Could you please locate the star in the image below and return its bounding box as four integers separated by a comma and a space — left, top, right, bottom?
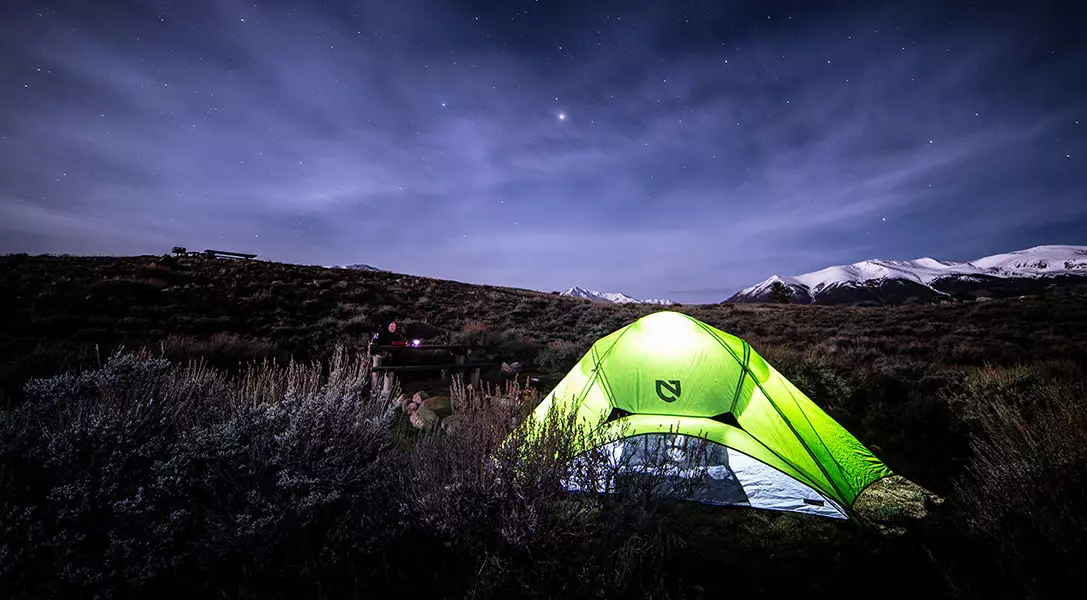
558, 112, 566, 120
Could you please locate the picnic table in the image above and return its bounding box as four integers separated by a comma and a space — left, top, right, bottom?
368, 343, 494, 391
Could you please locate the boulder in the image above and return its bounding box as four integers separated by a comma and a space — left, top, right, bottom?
409, 406, 439, 430
420, 395, 451, 416
405, 391, 429, 412
501, 361, 523, 374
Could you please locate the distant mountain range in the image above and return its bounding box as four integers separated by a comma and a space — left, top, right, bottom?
325, 263, 383, 271
561, 286, 675, 305
728, 245, 1087, 306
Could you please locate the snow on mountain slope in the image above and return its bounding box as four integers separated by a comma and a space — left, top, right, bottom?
562, 286, 675, 305
791, 258, 991, 289
968, 245, 1087, 275
730, 245, 1087, 305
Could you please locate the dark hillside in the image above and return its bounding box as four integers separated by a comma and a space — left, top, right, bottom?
3, 254, 1086, 488
3, 253, 1086, 407
1, 254, 1086, 599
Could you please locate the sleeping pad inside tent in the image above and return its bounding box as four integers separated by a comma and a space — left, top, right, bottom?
514, 311, 892, 519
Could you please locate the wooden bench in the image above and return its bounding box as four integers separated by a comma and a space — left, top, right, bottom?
368, 344, 492, 391
371, 361, 497, 389
170, 247, 257, 260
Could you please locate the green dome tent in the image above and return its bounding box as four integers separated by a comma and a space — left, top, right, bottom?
517, 311, 892, 519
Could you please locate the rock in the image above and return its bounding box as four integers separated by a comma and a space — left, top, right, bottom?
409, 406, 439, 430
420, 395, 451, 414
501, 361, 523, 374
412, 391, 429, 405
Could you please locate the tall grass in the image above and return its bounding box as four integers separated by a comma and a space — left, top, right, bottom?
950, 366, 1087, 598
2, 346, 1085, 599
0, 350, 730, 599
0, 349, 396, 599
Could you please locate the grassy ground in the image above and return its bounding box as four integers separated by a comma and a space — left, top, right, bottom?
3, 253, 1085, 398
1, 253, 1086, 598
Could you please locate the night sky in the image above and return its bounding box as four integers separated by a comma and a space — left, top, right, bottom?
2, 1, 1084, 303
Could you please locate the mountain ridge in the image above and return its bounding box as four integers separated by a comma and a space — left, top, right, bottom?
561, 286, 675, 305
728, 245, 1087, 305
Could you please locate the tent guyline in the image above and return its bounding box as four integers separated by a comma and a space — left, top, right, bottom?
511, 311, 893, 519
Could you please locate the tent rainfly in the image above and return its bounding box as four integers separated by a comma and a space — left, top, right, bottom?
517, 311, 892, 519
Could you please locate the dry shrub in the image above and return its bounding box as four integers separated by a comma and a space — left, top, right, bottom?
13, 328, 1077, 598
157, 332, 281, 366
405, 377, 574, 541
0, 347, 398, 600
397, 380, 597, 598
462, 320, 490, 335
451, 320, 496, 346
951, 365, 1087, 597
535, 339, 585, 372
399, 379, 720, 599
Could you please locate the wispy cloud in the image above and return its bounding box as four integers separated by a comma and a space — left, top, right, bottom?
1, 1, 1084, 302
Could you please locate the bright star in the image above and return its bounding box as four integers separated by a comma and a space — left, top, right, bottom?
558, 112, 566, 120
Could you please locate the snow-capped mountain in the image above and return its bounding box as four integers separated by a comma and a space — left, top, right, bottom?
968, 246, 1087, 275
728, 245, 1087, 305
325, 263, 383, 271
562, 286, 675, 305
640, 297, 677, 306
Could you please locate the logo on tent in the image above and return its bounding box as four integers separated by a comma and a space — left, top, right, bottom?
655, 379, 682, 402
